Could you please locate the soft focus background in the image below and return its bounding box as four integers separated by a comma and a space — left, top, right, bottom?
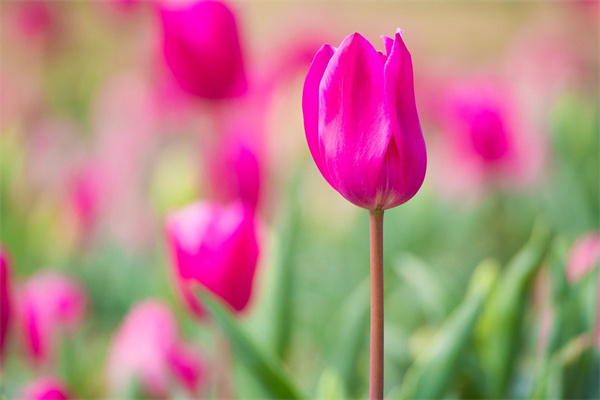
0, 1, 598, 399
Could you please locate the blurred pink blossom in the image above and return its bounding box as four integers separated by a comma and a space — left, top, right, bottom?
67, 161, 106, 236
206, 134, 261, 211
28, 117, 81, 197
566, 232, 600, 283
20, 377, 71, 400
14, 0, 56, 42
105, 300, 204, 398
83, 72, 160, 250
433, 79, 545, 200
17, 271, 87, 365
166, 201, 259, 316
0, 248, 12, 362
158, 0, 247, 100
505, 23, 589, 124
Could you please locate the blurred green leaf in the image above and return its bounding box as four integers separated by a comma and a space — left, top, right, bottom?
326, 277, 370, 396
530, 241, 599, 399
397, 259, 499, 400
394, 254, 455, 324
194, 285, 304, 399
476, 220, 553, 398
315, 369, 346, 400
270, 167, 303, 360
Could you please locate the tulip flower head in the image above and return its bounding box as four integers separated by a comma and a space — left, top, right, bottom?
302, 30, 427, 210
15, 0, 55, 42
434, 80, 545, 200
206, 135, 261, 211
159, 0, 247, 100
106, 300, 204, 397
20, 377, 71, 400
166, 200, 259, 316
18, 271, 87, 365
0, 248, 12, 361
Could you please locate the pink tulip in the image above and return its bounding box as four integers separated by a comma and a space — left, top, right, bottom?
18, 271, 87, 365
444, 82, 515, 164
105, 300, 204, 397
166, 201, 259, 315
206, 134, 261, 211
15, 0, 55, 41
0, 248, 12, 362
20, 377, 70, 400
433, 79, 545, 200
302, 30, 427, 210
566, 232, 600, 284
158, 0, 247, 100
67, 161, 105, 235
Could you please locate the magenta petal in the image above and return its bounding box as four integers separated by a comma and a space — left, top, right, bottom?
319, 33, 392, 208
0, 249, 11, 362
166, 201, 259, 315
303, 44, 335, 186
379, 31, 427, 208
19, 272, 87, 365
21, 377, 70, 400
382, 35, 393, 57
159, 0, 247, 99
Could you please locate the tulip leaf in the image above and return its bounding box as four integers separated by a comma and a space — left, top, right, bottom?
315, 368, 346, 400
476, 220, 553, 398
193, 285, 304, 399
270, 167, 303, 359
394, 254, 455, 324
397, 259, 499, 400
326, 277, 370, 396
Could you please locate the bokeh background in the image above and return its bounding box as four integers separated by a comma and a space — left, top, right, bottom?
0, 0, 598, 399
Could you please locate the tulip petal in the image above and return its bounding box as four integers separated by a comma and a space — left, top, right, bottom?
166, 201, 259, 315
303, 44, 335, 186
382, 35, 394, 57
380, 31, 426, 208
319, 33, 392, 208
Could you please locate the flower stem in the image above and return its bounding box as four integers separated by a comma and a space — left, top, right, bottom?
369, 209, 384, 399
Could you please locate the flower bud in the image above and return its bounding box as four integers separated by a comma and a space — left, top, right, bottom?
159, 0, 247, 100
166, 201, 259, 315
302, 31, 426, 210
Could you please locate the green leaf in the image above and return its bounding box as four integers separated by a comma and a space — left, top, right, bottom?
270, 167, 304, 359
193, 286, 304, 399
315, 369, 346, 400
476, 220, 553, 397
397, 259, 499, 400
394, 254, 455, 324
327, 278, 370, 396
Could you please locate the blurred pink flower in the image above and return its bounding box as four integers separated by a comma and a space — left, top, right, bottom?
166, 201, 259, 316
83, 73, 160, 250
433, 79, 545, 200
566, 232, 600, 284
207, 134, 261, 211
17, 271, 87, 365
158, 0, 247, 100
302, 30, 427, 210
20, 377, 70, 400
0, 248, 12, 362
67, 160, 106, 236
505, 23, 588, 121
105, 300, 204, 397
15, 0, 55, 41
104, 0, 141, 13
